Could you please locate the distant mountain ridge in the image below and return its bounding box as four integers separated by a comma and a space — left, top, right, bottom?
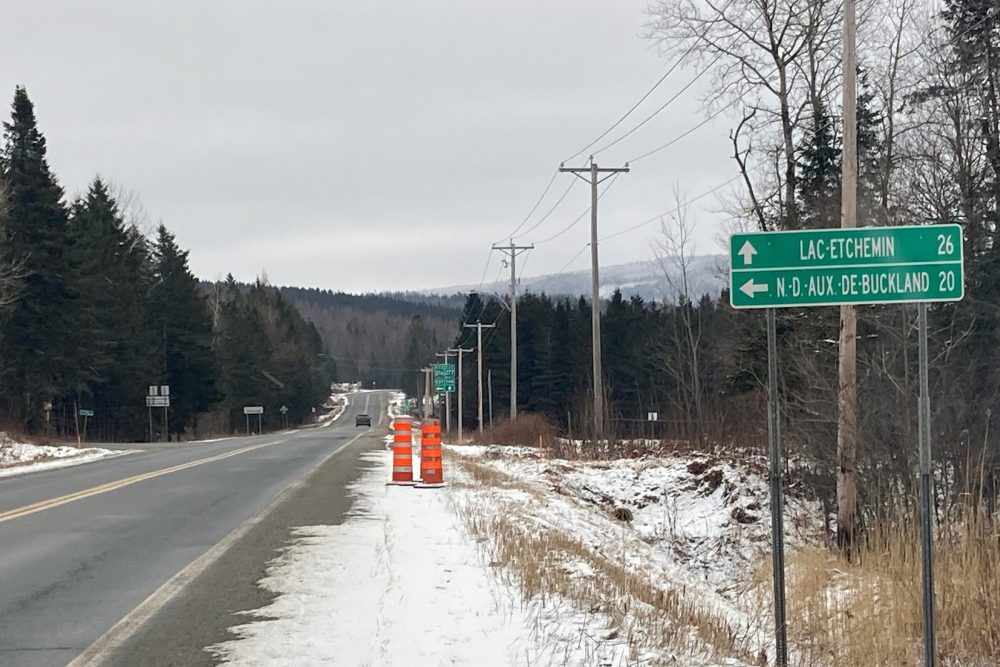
425, 256, 728, 303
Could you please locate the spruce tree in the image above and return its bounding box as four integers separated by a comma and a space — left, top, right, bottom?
69, 178, 158, 439
149, 224, 219, 437
0, 86, 76, 428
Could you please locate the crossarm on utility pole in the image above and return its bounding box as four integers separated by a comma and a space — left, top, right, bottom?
492, 241, 533, 422
557, 159, 629, 441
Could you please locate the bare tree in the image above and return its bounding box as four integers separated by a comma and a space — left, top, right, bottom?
647, 0, 844, 230
652, 186, 707, 441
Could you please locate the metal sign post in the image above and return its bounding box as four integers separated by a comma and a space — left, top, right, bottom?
160, 385, 170, 442
729, 225, 965, 667
243, 406, 264, 434
146, 386, 170, 442
766, 308, 787, 666
917, 303, 935, 666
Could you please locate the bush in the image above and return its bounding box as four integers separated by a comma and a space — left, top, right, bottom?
469, 414, 558, 447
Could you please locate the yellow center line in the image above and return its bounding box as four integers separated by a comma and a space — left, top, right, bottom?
0, 440, 281, 524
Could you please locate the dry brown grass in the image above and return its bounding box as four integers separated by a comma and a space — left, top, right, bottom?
451, 456, 762, 666
467, 414, 559, 447
756, 509, 1000, 666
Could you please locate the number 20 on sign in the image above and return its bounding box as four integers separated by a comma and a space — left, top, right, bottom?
729, 224, 964, 309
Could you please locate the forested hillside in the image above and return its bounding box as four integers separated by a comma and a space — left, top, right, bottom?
279, 287, 460, 395
0, 87, 332, 441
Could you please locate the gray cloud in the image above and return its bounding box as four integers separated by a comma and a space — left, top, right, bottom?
2, 0, 735, 292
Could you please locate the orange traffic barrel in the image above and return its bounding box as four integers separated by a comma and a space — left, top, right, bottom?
418, 418, 445, 487
389, 415, 415, 485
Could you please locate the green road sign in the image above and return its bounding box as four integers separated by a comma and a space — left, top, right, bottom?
729, 224, 964, 309
79, 409, 95, 417
433, 363, 456, 393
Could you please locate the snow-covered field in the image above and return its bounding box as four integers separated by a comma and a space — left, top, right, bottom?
0, 432, 122, 478
211, 432, 826, 666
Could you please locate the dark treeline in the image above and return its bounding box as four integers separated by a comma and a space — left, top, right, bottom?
0, 87, 332, 441
282, 288, 458, 392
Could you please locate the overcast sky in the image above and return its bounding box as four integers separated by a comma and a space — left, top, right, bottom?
1, 1, 735, 293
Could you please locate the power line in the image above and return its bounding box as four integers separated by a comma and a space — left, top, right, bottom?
600, 173, 743, 242
500, 169, 559, 241
627, 105, 728, 163
475, 251, 495, 294
592, 52, 724, 157
534, 173, 621, 245
512, 178, 578, 240
561, 0, 738, 164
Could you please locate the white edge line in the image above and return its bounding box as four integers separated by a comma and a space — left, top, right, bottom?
66, 428, 372, 667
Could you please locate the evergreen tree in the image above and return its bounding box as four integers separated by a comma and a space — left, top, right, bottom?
149, 225, 219, 437
68, 178, 158, 439
0, 86, 76, 428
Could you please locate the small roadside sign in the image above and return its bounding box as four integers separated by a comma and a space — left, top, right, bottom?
729, 224, 964, 309
433, 363, 456, 393
243, 406, 264, 415
279, 405, 289, 414
145, 395, 170, 408
79, 409, 94, 418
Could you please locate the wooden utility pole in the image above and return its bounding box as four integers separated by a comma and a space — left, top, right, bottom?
447, 346, 473, 442
463, 321, 495, 433
435, 351, 453, 436
492, 241, 532, 421
559, 159, 629, 440
837, 0, 859, 550
421, 367, 433, 418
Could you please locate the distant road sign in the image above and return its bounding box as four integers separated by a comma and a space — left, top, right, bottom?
243, 406, 264, 415
79, 409, 94, 418
146, 396, 170, 408
280, 405, 288, 414
433, 363, 456, 393
730, 225, 964, 308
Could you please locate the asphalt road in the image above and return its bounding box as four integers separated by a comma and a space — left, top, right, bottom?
0, 391, 390, 667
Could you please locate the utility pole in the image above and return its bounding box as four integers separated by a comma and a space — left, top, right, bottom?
436, 351, 453, 436
464, 320, 496, 433
421, 367, 433, 419
447, 347, 473, 442
837, 0, 859, 554
559, 158, 629, 440
492, 240, 533, 421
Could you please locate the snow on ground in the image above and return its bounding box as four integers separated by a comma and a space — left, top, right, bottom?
210, 450, 540, 666
210, 433, 821, 666
444, 444, 828, 666
0, 432, 123, 478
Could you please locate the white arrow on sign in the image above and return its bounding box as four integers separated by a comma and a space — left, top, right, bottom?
738, 240, 757, 265
740, 278, 769, 298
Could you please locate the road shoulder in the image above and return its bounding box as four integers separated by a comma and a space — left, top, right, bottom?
79, 429, 385, 667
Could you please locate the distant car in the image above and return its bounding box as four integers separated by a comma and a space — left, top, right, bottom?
355, 414, 372, 427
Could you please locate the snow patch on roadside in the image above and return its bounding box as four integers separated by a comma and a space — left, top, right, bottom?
209, 451, 537, 666
453, 445, 823, 596
0, 433, 124, 478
